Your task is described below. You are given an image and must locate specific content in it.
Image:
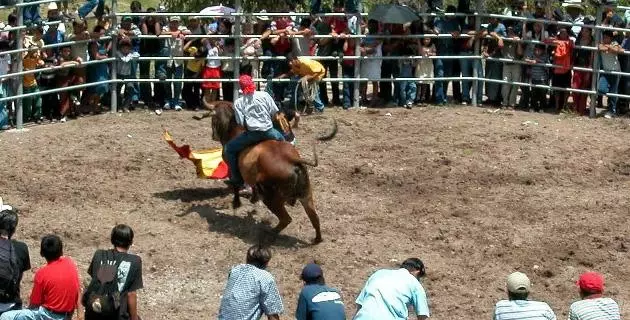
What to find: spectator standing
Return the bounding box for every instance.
[240,22,263,79]
[67,18,90,111]
[546,28,573,113]
[459,16,484,105]
[359,19,382,107]
[525,44,550,113]
[341,31,356,109]
[43,2,66,34]
[221,39,236,102]
[290,18,313,57]
[501,26,523,109]
[568,272,620,320]
[115,39,140,112]
[0,235,80,320]
[115,17,141,107]
[161,16,190,112]
[485,17,506,106]
[42,20,64,59]
[353,258,429,320]
[200,38,222,109]
[295,263,345,320]
[139,8,164,111]
[218,245,284,320]
[0,209,31,313]
[56,45,83,123]
[432,6,461,105]
[599,31,623,119]
[398,45,416,109]
[0,40,9,129]
[493,272,556,320]
[416,37,435,105]
[572,19,594,116]
[313,10,339,106]
[182,44,204,110]
[85,25,110,114]
[21,45,44,123]
[520,21,548,110]
[83,224,143,320]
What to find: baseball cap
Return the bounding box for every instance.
[239,74,256,95]
[122,16,132,22]
[507,272,531,293]
[47,2,58,10]
[301,263,323,282]
[577,272,604,293]
[170,16,181,22]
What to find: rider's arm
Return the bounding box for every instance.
[233,101,245,126]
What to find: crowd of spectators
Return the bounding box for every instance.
[0,0,629,129]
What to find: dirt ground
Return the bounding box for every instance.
[1,105,630,319]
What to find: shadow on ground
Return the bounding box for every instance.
[153,187,232,203]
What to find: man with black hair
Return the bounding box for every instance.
[353,258,430,320]
[295,263,345,320]
[218,245,284,320]
[0,235,80,320]
[0,209,30,313]
[493,272,556,320]
[84,224,143,320]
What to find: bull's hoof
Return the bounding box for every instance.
[313,237,323,245]
[232,197,242,209]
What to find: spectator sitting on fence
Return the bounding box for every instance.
[280,52,326,114]
[493,272,556,320]
[218,245,284,320]
[22,44,44,124]
[295,263,345,320]
[0,208,31,313]
[116,39,140,113]
[83,224,143,320]
[0,235,80,320]
[56,45,83,123]
[569,271,620,320]
[353,258,430,320]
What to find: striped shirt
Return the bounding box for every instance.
[493,299,556,320]
[568,297,620,320]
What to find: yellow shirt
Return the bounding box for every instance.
[291,57,325,81]
[186,58,204,73]
[23,56,39,88]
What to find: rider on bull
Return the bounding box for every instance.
[225,74,286,190]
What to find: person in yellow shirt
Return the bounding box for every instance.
[22,45,44,123]
[182,45,204,110]
[280,53,326,113]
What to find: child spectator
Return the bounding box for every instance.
[341,31,355,109]
[22,45,44,123]
[182,45,204,111]
[221,39,235,102]
[398,45,416,109]
[67,19,90,112]
[39,51,59,122]
[599,30,623,118]
[56,45,83,123]
[240,22,263,79]
[359,19,382,107]
[201,38,222,109]
[42,22,64,58]
[85,25,110,115]
[520,21,549,110]
[547,28,573,113]
[0,40,10,129]
[416,37,435,105]
[525,44,549,113]
[501,26,523,109]
[161,16,190,112]
[116,39,140,112]
[115,16,141,107]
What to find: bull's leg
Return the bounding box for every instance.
[232,187,242,209]
[299,195,322,244]
[263,195,292,235]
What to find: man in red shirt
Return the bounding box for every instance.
[0,235,81,320]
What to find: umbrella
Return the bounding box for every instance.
[199,5,236,17]
[368,4,419,24]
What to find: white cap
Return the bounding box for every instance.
[507,272,531,293]
[0,198,12,211]
[47,2,58,10]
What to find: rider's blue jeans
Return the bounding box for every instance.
[225,128,285,187]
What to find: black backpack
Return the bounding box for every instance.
[82,250,122,318]
[0,239,18,303]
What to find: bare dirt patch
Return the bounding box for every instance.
[1,106,630,319]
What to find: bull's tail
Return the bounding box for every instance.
[293,143,318,167]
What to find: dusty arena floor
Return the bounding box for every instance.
[1,105,630,319]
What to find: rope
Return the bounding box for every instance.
[299,77,318,105]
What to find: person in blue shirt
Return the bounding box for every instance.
[353,258,430,320]
[295,263,345,320]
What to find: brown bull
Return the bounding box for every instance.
[207,101,337,243]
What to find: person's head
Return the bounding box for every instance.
[188,17,200,30]
[533,22,543,33]
[422,37,432,47]
[93,25,106,36]
[219,20,232,34]
[239,74,256,95]
[603,31,614,44]
[301,263,325,285]
[130,0,141,13]
[577,272,604,298]
[299,18,311,30]
[32,26,43,39]
[0,210,18,238]
[40,234,63,262]
[224,38,235,50]
[7,13,16,27]
[169,16,181,29]
[507,26,515,36]
[401,258,426,280]
[60,45,72,58]
[367,19,379,34]
[534,44,545,56]
[506,272,530,300]
[121,16,133,30]
[445,5,456,20]
[558,28,569,40]
[26,44,40,58]
[578,25,592,40]
[111,224,134,249]
[47,2,59,18]
[246,245,272,269]
[73,18,87,33]
[119,39,132,54]
[286,52,299,66]
[489,17,499,25]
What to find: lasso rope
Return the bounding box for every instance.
[299,77,318,106]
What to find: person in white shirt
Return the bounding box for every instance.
[160,16,190,111]
[568,272,620,320]
[493,272,556,320]
[224,75,285,189]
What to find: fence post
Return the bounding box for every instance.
[109,0,118,113]
[588,5,603,118]
[15,0,24,129]
[233,0,241,100]
[353,13,361,109]
[472,0,482,107]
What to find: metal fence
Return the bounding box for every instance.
[3,0,630,129]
